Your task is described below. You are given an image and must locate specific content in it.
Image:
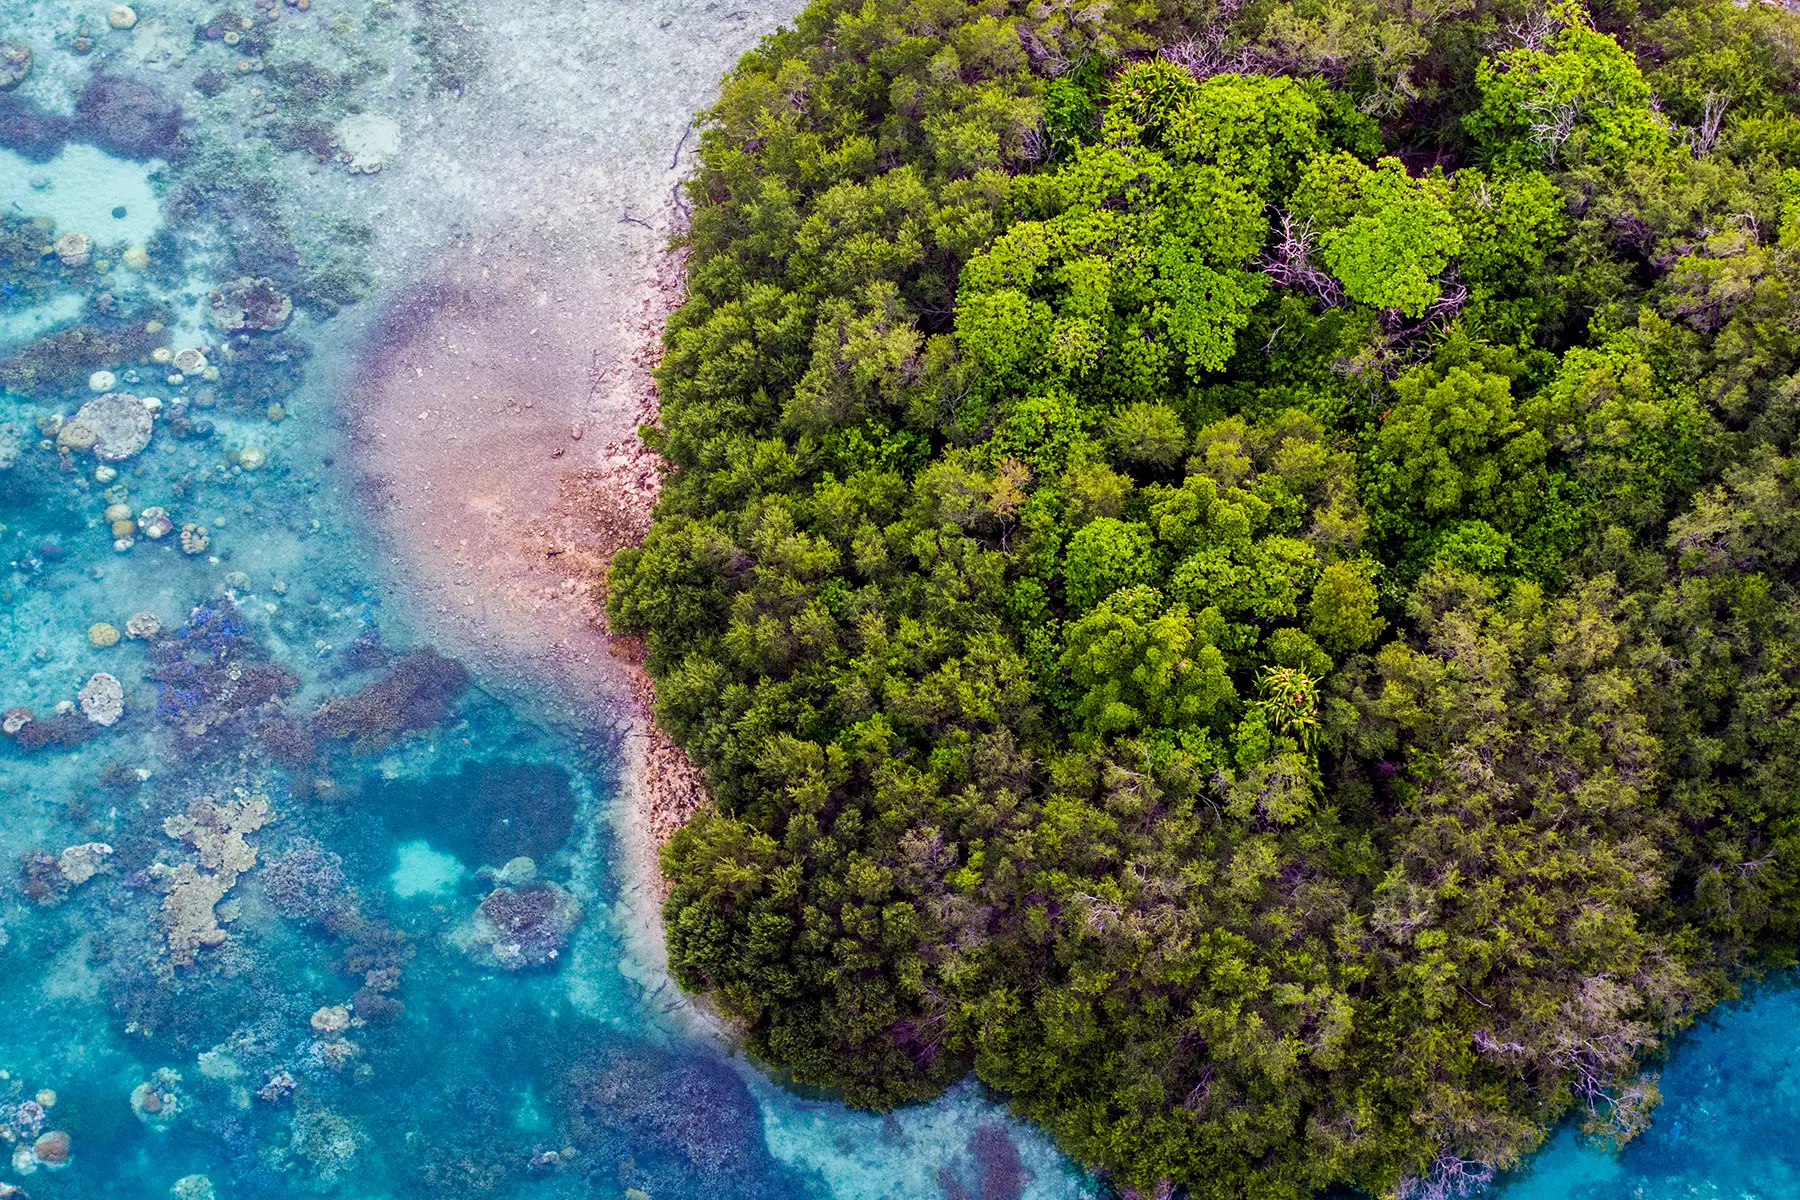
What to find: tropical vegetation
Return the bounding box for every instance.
[608,0,1800,1193]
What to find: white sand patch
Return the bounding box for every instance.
[389,840,465,897]
[0,144,165,245]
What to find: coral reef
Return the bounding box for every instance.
[460,880,581,971]
[172,1176,215,1200]
[349,967,403,1024]
[148,601,299,748]
[565,1043,766,1187]
[5,1098,44,1142]
[254,712,316,769]
[8,709,95,752]
[255,1072,295,1104]
[215,334,309,406]
[129,1069,183,1131]
[0,423,17,471]
[312,648,469,751]
[57,842,114,886]
[20,850,69,905]
[256,838,344,922]
[0,88,74,159]
[208,277,293,333]
[151,795,273,967]
[78,671,125,725]
[282,1099,364,1189]
[0,323,156,398]
[75,72,182,160]
[140,507,174,540]
[30,1129,70,1169]
[308,1005,351,1035]
[20,845,112,904]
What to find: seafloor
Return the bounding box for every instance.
[0,1,1793,1199]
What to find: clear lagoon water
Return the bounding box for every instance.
[0,3,1793,1199]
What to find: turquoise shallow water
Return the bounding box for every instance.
[0,3,1794,1199]
[1495,981,1800,1200]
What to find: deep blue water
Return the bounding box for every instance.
[0,3,1794,1199]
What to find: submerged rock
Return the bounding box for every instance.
[63,393,153,462]
[31,1129,70,1169]
[460,880,582,971]
[334,113,401,173]
[57,232,93,268]
[172,1175,216,1200]
[0,40,29,92]
[209,277,293,333]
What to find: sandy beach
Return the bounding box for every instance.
[340,0,801,990]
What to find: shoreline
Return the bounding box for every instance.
[345,220,715,1009]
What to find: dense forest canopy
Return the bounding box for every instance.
[607,0,1800,1194]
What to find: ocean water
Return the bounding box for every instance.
[0,3,1792,1200]
[1494,980,1800,1200]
